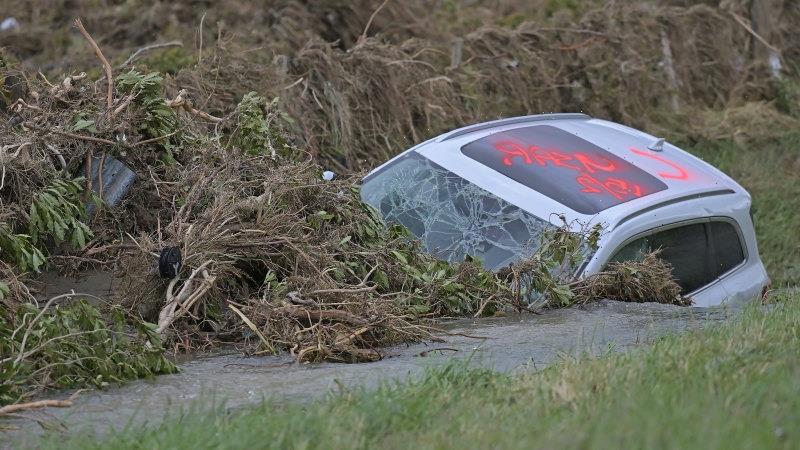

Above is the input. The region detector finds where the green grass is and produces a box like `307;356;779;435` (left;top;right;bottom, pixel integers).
686;133;800;286
37;298;800;450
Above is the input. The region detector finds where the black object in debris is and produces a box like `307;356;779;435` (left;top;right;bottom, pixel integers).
159;246;182;279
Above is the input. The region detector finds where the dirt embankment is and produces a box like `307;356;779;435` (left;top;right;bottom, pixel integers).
3;1;799;169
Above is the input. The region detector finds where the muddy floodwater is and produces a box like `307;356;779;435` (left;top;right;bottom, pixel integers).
5;294;732;447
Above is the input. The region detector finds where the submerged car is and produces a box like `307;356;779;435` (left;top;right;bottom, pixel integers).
360;114;769;307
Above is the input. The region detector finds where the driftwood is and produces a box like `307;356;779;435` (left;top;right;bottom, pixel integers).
156;260;216;335
0;390;85;416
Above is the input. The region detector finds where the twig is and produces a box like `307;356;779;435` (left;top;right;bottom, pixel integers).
84;147;93;200
538;27;612;38
45;144;67;172
730;12;780;54
198;12;207;65
73;18;113;112
8;98;42;113
358;0;390;45
0;142;29;191
474;294;497;318
97;152;107;200
55;129;117;146
272;305;369;326
417;347;459;357
166;89;223;123
24;122;119;146
229;303;275;353
118;41;183;69
306;285;377;296
112;94;135;116
133;129;181;147
0;390;86;416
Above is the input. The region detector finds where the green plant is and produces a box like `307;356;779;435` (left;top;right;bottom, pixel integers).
28;177;94;249
116;70;179;145
229;92;292;157
0;226;45;273
0;300;177;406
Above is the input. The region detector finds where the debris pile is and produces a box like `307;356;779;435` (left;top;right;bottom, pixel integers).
166;1;800;170
5;1;799;171
0;24;594;386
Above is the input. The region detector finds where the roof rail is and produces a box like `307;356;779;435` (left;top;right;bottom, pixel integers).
613;189;736;229
438;113;591;142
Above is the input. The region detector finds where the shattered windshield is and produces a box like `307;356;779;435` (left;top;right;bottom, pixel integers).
360;152;550;270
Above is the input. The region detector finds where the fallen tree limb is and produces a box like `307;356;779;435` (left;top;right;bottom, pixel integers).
157;261;216;335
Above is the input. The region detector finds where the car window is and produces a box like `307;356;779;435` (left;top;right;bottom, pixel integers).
610;222;712;294
609;236;650;264
709;221;745;276
650;223;711;293
460;125;668;214
360;152;552;270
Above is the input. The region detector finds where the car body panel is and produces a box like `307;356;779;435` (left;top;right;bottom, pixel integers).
416;116;744;229
362;114;770;307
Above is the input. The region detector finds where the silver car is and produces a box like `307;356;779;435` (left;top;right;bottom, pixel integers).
361;114;769;307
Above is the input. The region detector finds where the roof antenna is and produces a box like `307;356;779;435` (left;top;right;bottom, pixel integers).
648;138;665;152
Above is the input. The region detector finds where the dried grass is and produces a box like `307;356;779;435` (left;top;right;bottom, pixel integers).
162;1;797;170
572;252;689;306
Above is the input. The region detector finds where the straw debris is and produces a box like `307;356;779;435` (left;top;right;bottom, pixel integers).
572;252;689;306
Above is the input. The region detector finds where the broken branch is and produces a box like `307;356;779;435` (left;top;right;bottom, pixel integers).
73;18;113;113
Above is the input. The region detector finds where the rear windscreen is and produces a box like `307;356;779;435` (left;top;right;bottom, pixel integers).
461;125;667;214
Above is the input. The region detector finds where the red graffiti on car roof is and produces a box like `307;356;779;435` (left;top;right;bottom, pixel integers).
629;147;689;180
494;140;643;200
492;140;691;202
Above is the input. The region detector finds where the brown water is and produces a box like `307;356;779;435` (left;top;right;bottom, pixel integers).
4;293;731;447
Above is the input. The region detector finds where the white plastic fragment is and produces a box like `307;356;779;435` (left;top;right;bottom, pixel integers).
768;51;782;79
0;17;19;31
322;170;335;181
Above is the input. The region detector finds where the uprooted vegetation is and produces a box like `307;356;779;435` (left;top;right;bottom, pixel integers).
1;0;797;404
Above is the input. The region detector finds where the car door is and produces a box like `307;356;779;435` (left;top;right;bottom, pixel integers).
608;220;731;306
707;220;751;305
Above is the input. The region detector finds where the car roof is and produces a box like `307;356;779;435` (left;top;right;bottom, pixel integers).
399;114;748;229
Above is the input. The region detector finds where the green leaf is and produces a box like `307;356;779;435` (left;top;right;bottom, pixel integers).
72;119;98;133
391;250;408;265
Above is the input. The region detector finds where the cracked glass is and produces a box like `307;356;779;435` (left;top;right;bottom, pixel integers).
360;152;550;270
